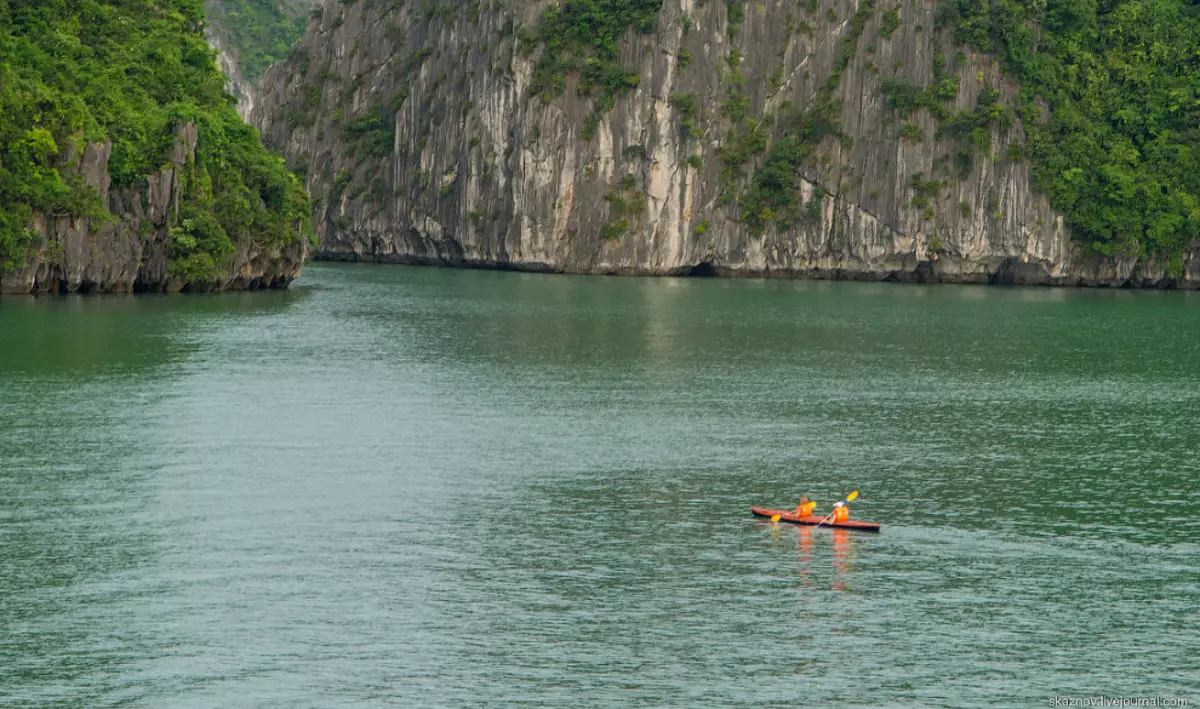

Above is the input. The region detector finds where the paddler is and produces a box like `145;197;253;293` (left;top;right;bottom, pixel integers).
795;497;817;516
830;500;850;523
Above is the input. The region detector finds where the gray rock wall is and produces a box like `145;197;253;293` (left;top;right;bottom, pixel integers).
253;0;1200;287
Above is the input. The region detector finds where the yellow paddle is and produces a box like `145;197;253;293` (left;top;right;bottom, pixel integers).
814;490;858;529
770;514;781;523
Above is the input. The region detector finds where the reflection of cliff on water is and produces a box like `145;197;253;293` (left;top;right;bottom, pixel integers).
352;264;1200;390
0;288;307;375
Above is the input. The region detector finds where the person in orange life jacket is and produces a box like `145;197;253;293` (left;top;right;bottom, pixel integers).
830;500;850;523
795;497;817;516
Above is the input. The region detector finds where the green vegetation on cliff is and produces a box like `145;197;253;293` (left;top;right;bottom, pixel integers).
935;0;1200;261
520;0;661;137
730;0;1199;259
0;0;309;278
207;0;311;82
516;0;1198;261
740;0;874;233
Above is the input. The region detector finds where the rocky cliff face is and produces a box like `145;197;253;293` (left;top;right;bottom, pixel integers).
0;124;306;295
253;0;1200;287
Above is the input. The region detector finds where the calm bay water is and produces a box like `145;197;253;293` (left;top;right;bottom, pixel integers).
1;263;1197;708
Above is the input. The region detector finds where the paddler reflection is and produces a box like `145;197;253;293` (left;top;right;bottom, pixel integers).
831;528;852;591
788;524;853;590
794;525;814;584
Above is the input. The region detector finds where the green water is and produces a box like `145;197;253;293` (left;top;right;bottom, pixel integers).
1;264;1197;707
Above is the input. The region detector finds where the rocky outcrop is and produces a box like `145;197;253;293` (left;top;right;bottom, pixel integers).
0;124;307;295
253;0;1200;288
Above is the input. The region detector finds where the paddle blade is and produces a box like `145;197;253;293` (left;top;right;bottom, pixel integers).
770;514;781;523
847;490;859;502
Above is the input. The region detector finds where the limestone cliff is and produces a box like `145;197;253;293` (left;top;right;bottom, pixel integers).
0;125;306;295
253;0;1200;287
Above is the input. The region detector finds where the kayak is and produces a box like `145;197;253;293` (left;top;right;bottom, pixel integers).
751;507;881;532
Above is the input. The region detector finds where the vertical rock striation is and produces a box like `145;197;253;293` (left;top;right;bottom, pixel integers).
253;0;1200;287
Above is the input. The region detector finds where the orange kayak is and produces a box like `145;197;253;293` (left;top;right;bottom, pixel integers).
751;506;881;532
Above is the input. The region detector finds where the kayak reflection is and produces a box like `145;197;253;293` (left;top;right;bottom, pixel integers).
781;524;855;591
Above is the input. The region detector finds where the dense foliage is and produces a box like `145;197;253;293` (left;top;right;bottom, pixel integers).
937;0;1200;260
208;0;310;82
0;0;309;279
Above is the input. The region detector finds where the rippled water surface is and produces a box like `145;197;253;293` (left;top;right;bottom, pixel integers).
1;264;1197;708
